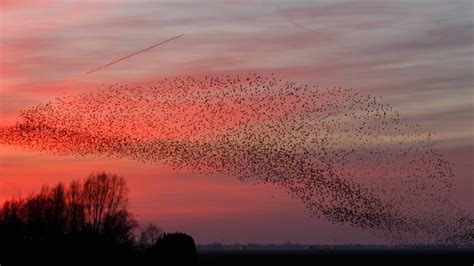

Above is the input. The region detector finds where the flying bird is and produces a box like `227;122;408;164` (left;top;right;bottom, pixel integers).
0;74;469;245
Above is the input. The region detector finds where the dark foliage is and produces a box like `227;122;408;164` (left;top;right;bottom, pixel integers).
150;232;198;265
0;172;197;265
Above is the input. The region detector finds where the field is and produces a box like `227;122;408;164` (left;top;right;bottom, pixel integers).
197;246;473;265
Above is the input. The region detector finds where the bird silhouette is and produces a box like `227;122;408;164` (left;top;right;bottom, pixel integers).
0;74;470;245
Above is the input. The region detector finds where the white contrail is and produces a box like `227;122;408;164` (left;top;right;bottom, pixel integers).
85;34;184;75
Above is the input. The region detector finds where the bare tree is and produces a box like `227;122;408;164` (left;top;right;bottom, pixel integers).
82;172;128;233
139;223;162;250
66;180;84;233
0;172;142;263
50;184;67;231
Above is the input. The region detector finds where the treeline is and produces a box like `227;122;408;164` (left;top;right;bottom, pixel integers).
0;172;197;265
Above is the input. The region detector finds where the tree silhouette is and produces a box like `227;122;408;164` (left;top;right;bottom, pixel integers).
139;223;163;252
80;173;126;232
66;180;85;233
151;232;198;265
0;172;198;265
0;173;132;262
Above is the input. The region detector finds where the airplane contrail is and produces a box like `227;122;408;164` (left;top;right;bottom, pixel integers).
85;34;184;75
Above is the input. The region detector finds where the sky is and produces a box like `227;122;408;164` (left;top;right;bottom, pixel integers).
0;0;473;244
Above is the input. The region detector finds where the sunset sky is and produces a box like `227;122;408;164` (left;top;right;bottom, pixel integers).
1;0;473;244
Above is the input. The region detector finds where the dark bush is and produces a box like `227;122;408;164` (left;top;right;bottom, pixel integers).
150;232;198;265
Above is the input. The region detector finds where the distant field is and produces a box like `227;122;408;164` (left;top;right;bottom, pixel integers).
197;247;473;265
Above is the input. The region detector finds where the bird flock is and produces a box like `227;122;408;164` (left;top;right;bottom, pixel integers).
0;74;471;245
